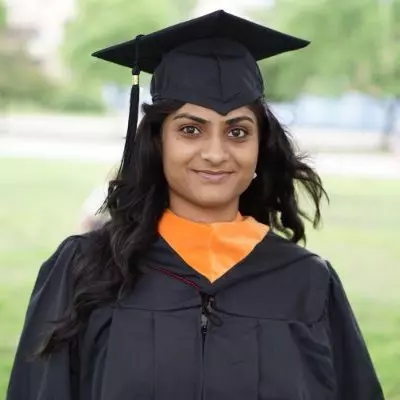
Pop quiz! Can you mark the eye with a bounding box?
[181,125,201,136]
[228,128,248,138]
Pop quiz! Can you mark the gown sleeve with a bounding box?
[6,236,81,400]
[326,262,385,400]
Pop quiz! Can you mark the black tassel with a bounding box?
[120,34,144,179]
[122,76,140,175]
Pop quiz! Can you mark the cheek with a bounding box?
[162,136,194,182]
[233,142,259,173]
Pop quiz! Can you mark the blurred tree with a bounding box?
[0,0,60,109]
[0,0,5,29]
[63,0,197,86]
[257,0,400,100]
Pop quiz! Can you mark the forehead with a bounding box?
[170,103,256,121]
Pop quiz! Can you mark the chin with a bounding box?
[191,194,236,209]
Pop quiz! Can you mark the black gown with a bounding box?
[6,232,384,400]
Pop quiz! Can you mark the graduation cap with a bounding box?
[92,10,309,176]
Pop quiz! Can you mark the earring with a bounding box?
[253,172,257,180]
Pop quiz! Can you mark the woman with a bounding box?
[7,10,384,400]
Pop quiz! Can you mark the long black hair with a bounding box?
[37,98,328,357]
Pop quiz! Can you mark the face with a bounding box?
[161,103,259,216]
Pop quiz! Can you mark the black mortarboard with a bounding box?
[92,10,309,176]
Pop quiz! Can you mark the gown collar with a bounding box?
[158,209,269,283]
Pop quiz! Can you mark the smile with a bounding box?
[193,170,233,183]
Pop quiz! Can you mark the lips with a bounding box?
[193,170,233,182]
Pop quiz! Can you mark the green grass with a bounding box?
[0,157,114,398]
[0,157,399,399]
[306,178,400,399]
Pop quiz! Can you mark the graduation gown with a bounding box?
[7,230,384,399]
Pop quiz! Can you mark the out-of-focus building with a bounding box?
[3,0,76,79]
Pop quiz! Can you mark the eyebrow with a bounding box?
[173,113,255,125]
[173,113,209,124]
[225,116,255,125]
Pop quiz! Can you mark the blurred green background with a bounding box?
[1,0,399,398]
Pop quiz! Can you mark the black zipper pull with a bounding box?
[205,296,215,314]
[201,295,214,339]
[201,313,209,337]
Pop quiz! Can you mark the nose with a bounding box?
[200,135,229,165]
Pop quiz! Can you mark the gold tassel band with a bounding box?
[133,74,139,85]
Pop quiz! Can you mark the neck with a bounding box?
[168,198,239,224]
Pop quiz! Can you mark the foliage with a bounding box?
[0,45,104,113]
[0,0,5,29]
[257,0,400,100]
[0,2,58,110]
[62,0,197,86]
[0,49,57,108]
